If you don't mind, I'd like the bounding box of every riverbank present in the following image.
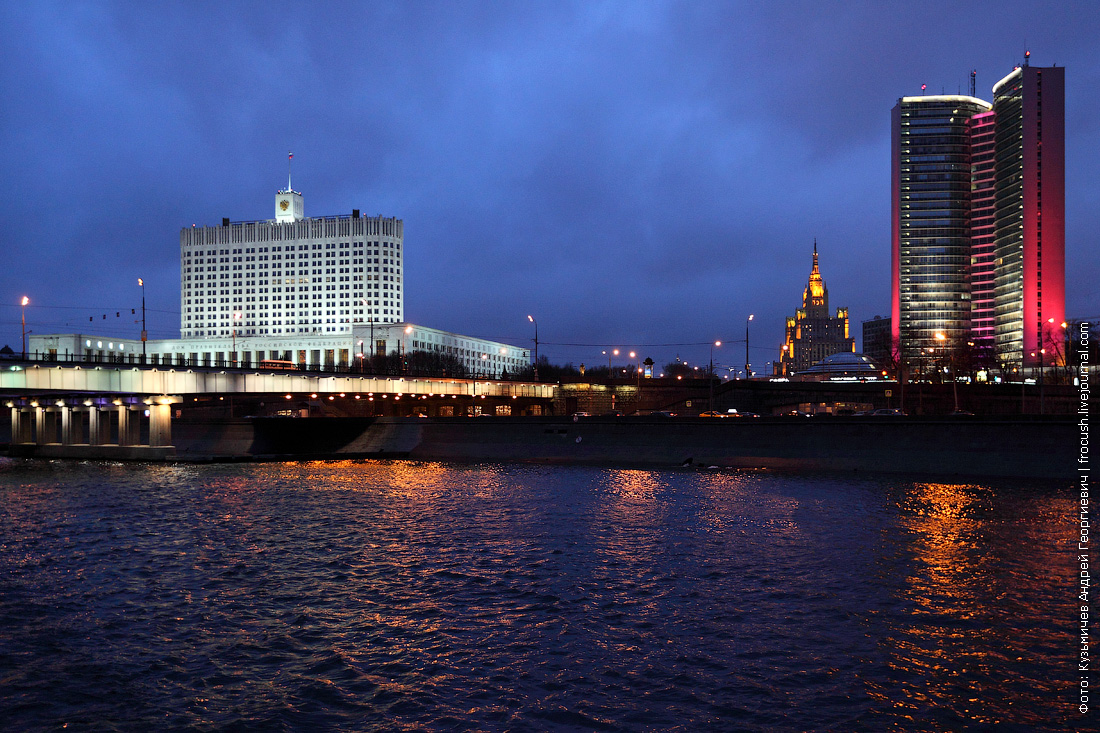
[8,414,1074,480]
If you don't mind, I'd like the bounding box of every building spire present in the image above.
[812,238,819,272]
[287,151,293,193]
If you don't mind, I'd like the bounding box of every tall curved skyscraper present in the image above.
[891,59,1065,372]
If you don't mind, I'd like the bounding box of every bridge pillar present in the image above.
[88,407,105,446]
[60,406,73,445]
[149,404,172,447]
[35,407,46,445]
[10,408,25,444]
[117,406,136,446]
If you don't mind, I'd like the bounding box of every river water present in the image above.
[0,459,1080,731]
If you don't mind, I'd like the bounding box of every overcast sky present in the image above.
[2,1,1097,372]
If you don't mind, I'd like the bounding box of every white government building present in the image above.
[30,177,531,378]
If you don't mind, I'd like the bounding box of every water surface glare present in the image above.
[0,459,1077,731]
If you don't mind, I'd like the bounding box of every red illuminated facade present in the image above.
[992,64,1066,368]
[891,60,1065,371]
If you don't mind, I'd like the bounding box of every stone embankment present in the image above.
[155,414,1076,480]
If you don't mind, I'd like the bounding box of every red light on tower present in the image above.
[921,84,927,92]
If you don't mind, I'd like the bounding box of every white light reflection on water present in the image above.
[0,458,1078,731]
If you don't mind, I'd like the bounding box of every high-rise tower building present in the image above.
[991,63,1065,368]
[891,94,991,364]
[891,58,1065,370]
[777,242,855,376]
[180,183,404,340]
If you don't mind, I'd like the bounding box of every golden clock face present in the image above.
[279,199,290,211]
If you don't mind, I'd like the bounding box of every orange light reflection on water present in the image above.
[867,481,1075,728]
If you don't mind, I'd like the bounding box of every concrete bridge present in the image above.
[2,360,553,459]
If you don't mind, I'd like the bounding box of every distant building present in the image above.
[776,242,855,377]
[990,63,1065,368]
[861,316,892,366]
[891,58,1065,370]
[29,322,529,378]
[28,165,530,379]
[891,94,990,364]
[181,175,404,340]
[793,352,883,382]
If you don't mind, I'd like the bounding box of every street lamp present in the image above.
[138,278,147,360]
[527,315,538,380]
[935,332,959,411]
[710,341,721,407]
[1038,318,1067,414]
[20,296,29,359]
[403,325,412,373]
[745,314,754,378]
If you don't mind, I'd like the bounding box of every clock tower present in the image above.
[276,152,304,222]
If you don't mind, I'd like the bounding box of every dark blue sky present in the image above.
[3,1,1097,372]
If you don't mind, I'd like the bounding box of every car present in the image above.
[948,410,975,416]
[869,408,906,416]
[699,410,727,418]
[726,409,759,418]
[648,410,676,417]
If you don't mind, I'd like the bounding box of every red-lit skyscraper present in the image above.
[891,94,990,366]
[968,109,997,362]
[891,59,1065,372]
[991,63,1066,369]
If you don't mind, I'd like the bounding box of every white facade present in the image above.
[181,187,404,340]
[361,323,530,377]
[26,182,531,380]
[29,322,529,379]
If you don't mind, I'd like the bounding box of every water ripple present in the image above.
[0,458,1075,731]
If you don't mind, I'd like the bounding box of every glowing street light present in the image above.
[745,314,754,378]
[138,278,147,360]
[709,340,722,407]
[527,315,539,380]
[20,296,29,359]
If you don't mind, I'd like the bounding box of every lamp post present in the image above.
[745,314,754,378]
[1038,318,1066,414]
[20,296,29,359]
[138,278,147,361]
[710,340,721,408]
[402,325,412,374]
[527,315,538,380]
[357,340,364,372]
[935,332,958,412]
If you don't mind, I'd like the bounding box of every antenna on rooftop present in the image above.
[287,151,294,192]
[1024,47,1030,67]
[969,70,976,97]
